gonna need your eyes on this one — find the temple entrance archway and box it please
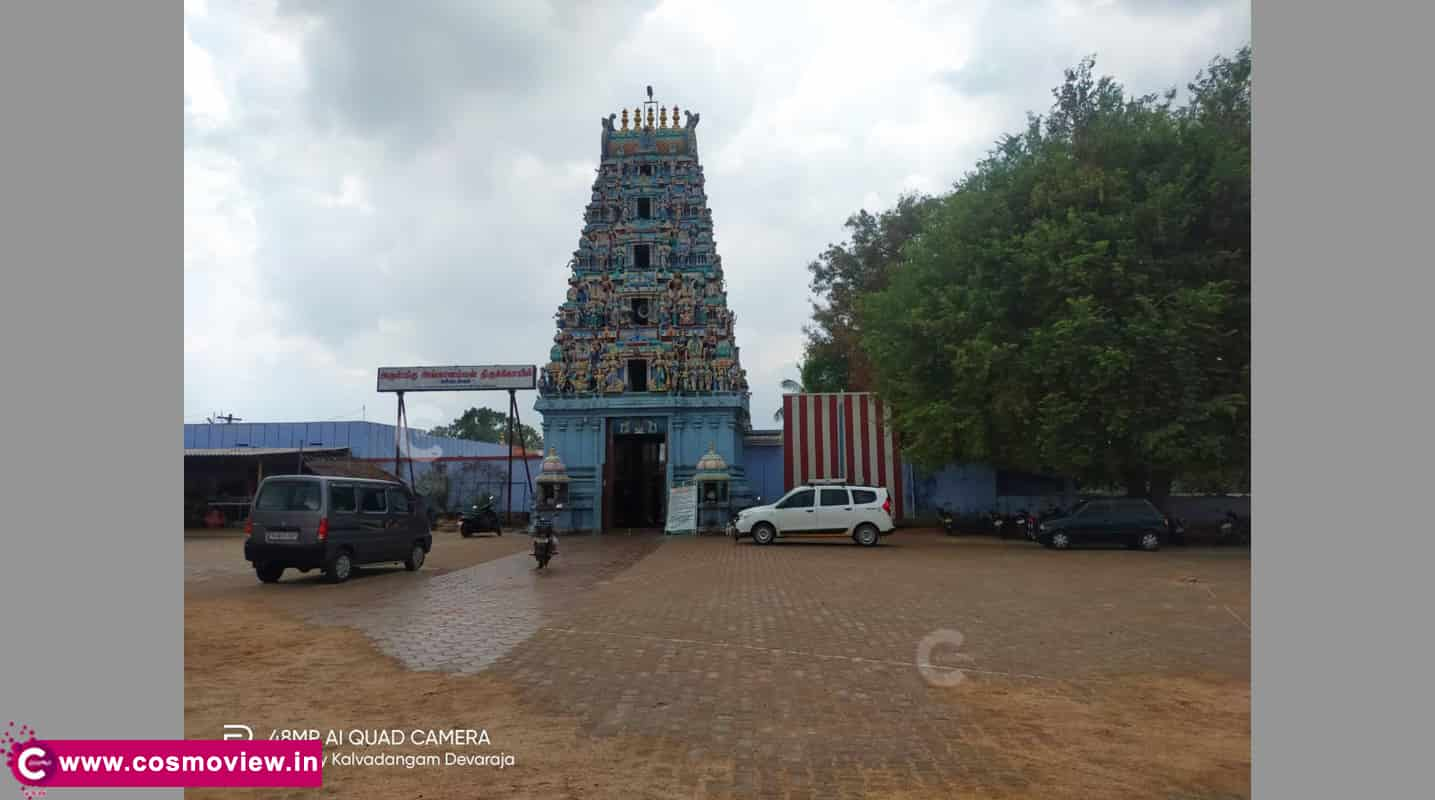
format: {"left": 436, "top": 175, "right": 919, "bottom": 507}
{"left": 604, "top": 430, "right": 666, "bottom": 530}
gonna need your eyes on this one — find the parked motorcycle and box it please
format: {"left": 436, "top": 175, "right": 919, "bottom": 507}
{"left": 460, "top": 494, "right": 502, "bottom": 537}
{"left": 1016, "top": 509, "right": 1038, "bottom": 541}
{"left": 991, "top": 510, "right": 1007, "bottom": 539}
{"left": 1219, "top": 511, "right": 1249, "bottom": 546}
{"left": 939, "top": 507, "right": 957, "bottom": 536}
{"left": 532, "top": 504, "right": 561, "bottom": 569}
{"left": 1165, "top": 513, "right": 1188, "bottom": 546}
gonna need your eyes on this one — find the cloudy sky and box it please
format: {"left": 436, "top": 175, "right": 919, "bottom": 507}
{"left": 184, "top": 0, "right": 1250, "bottom": 433}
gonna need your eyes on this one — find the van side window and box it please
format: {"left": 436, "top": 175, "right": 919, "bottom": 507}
{"left": 329, "top": 485, "right": 357, "bottom": 513}
{"left": 359, "top": 487, "right": 387, "bottom": 514}
{"left": 851, "top": 489, "right": 877, "bottom": 504}
{"left": 386, "top": 488, "right": 411, "bottom": 514}
{"left": 820, "top": 489, "right": 850, "bottom": 506}
{"left": 256, "top": 480, "right": 321, "bottom": 511}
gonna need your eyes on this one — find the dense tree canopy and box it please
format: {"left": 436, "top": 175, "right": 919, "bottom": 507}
{"left": 858, "top": 48, "right": 1251, "bottom": 502}
{"left": 801, "top": 194, "right": 940, "bottom": 393}
{"left": 430, "top": 406, "right": 544, "bottom": 451}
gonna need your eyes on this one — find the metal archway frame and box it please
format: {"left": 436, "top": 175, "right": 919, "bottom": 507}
{"left": 376, "top": 365, "right": 539, "bottom": 525}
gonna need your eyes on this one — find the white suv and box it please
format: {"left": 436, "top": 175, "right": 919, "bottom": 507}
{"left": 729, "top": 483, "right": 896, "bottom": 547}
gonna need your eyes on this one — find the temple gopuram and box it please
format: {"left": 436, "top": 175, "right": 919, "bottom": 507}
{"left": 534, "top": 91, "right": 754, "bottom": 533}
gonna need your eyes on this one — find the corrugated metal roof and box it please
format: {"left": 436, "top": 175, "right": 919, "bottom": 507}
{"left": 184, "top": 447, "right": 348, "bottom": 458}
{"left": 301, "top": 458, "right": 401, "bottom": 482}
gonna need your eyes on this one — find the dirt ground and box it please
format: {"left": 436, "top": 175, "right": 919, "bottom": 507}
{"left": 185, "top": 530, "right": 1250, "bottom": 799}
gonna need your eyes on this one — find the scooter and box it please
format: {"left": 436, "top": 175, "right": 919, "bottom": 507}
{"left": 532, "top": 504, "right": 561, "bottom": 569}
{"left": 460, "top": 495, "right": 502, "bottom": 537}
{"left": 939, "top": 507, "right": 957, "bottom": 536}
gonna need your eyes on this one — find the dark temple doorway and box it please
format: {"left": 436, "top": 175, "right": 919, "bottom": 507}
{"left": 606, "top": 432, "right": 665, "bottom": 529}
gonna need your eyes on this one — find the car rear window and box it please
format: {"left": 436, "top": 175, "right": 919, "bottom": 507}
{"left": 359, "top": 486, "right": 387, "bottom": 513}
{"left": 851, "top": 489, "right": 878, "bottom": 504}
{"left": 329, "top": 485, "right": 357, "bottom": 513}
{"left": 255, "top": 480, "right": 321, "bottom": 512}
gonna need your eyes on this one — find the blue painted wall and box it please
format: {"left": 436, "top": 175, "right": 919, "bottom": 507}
{"left": 903, "top": 462, "right": 997, "bottom": 519}
{"left": 743, "top": 443, "right": 785, "bottom": 505}
{"left": 183, "top": 421, "right": 541, "bottom": 513}
{"left": 534, "top": 393, "right": 752, "bottom": 533}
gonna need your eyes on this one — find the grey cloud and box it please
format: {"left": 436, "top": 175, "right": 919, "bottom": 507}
{"left": 186, "top": 0, "right": 1249, "bottom": 429}
{"left": 1112, "top": 0, "right": 1236, "bottom": 16}
{"left": 940, "top": 0, "right": 1248, "bottom": 105}
{"left": 277, "top": 0, "right": 659, "bottom": 154}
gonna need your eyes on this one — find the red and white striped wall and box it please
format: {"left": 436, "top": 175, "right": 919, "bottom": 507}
{"left": 781, "top": 392, "right": 904, "bottom": 520}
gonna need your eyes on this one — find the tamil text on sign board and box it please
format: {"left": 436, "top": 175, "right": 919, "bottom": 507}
{"left": 664, "top": 485, "right": 698, "bottom": 534}
{"left": 376, "top": 365, "right": 537, "bottom": 392}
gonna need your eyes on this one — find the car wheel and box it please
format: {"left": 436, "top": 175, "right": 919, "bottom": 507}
{"left": 1139, "top": 531, "right": 1162, "bottom": 551}
{"left": 324, "top": 550, "right": 354, "bottom": 583}
{"left": 404, "top": 542, "right": 427, "bottom": 571}
{"left": 255, "top": 563, "right": 284, "bottom": 584}
{"left": 751, "top": 523, "right": 776, "bottom": 545}
{"left": 854, "top": 524, "right": 880, "bottom": 547}
{"left": 1050, "top": 532, "right": 1072, "bottom": 550}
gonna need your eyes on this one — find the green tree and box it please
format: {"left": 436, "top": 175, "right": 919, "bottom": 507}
{"left": 803, "top": 193, "right": 940, "bottom": 392}
{"left": 430, "top": 407, "right": 544, "bottom": 451}
{"left": 861, "top": 48, "right": 1251, "bottom": 506}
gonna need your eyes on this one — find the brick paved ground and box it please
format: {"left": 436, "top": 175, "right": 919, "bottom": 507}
{"left": 493, "top": 534, "right": 1249, "bottom": 797}
{"left": 186, "top": 530, "right": 1250, "bottom": 798}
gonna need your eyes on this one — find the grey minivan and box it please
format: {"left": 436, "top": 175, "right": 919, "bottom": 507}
{"left": 243, "top": 475, "right": 433, "bottom": 584}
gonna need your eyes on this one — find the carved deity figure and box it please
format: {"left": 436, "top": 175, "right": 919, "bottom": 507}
{"left": 652, "top": 359, "right": 669, "bottom": 392}
{"left": 604, "top": 364, "right": 626, "bottom": 394}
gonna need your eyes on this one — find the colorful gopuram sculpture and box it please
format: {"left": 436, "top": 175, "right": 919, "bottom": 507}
{"left": 538, "top": 94, "right": 750, "bottom": 399}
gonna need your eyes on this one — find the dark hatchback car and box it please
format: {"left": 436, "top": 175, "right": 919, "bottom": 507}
{"left": 244, "top": 475, "right": 432, "bottom": 584}
{"left": 1036, "top": 497, "right": 1169, "bottom": 551}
